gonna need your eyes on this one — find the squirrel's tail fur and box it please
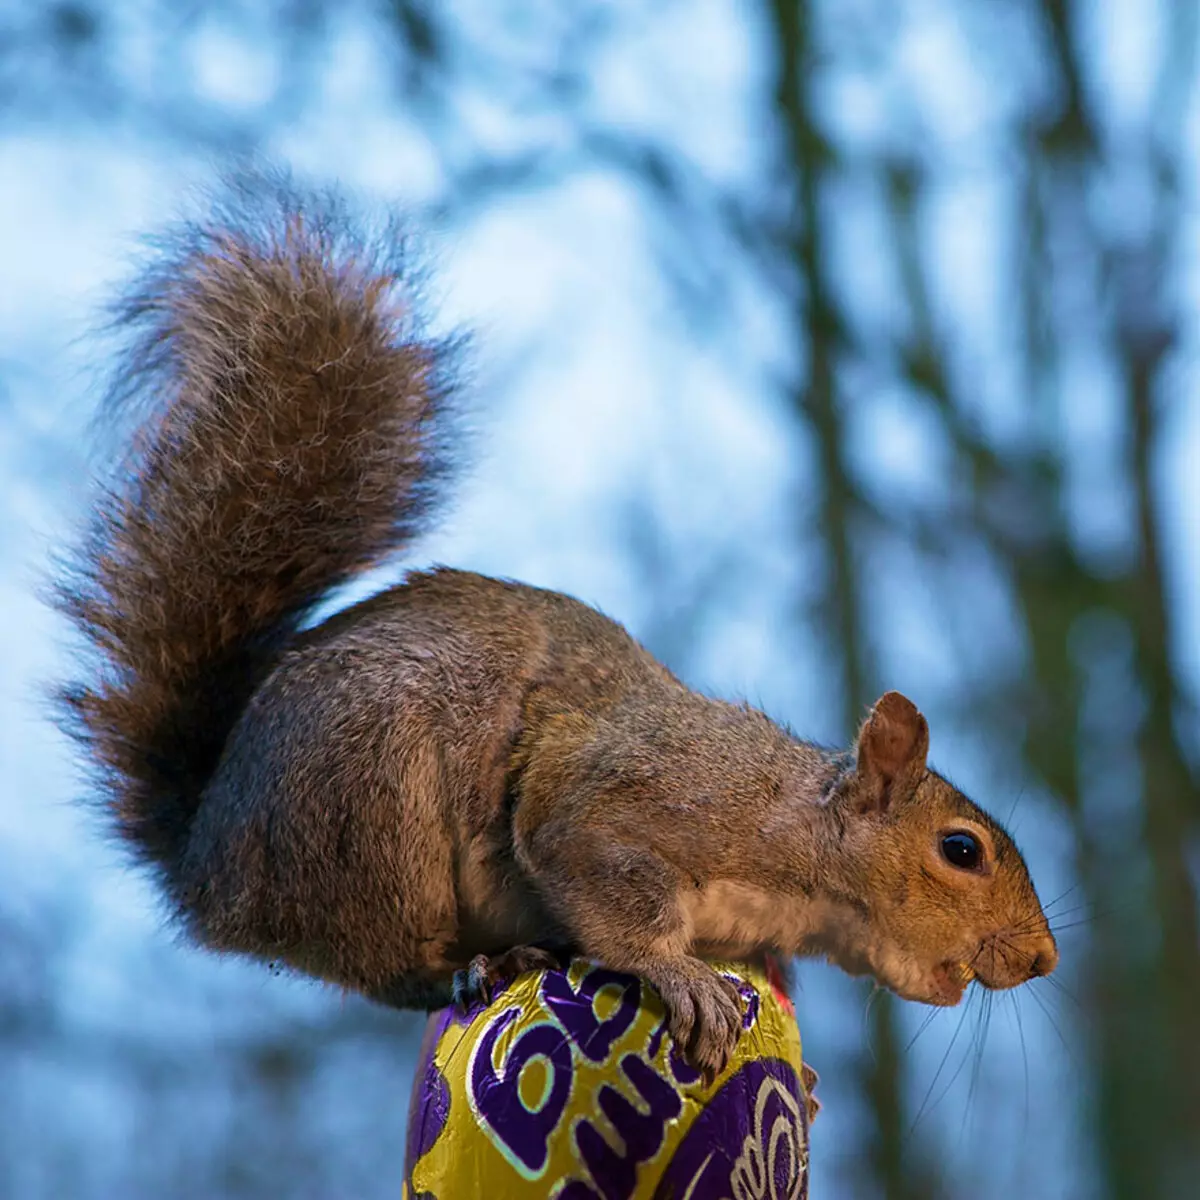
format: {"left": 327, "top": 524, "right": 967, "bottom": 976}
{"left": 56, "top": 171, "right": 458, "bottom": 892}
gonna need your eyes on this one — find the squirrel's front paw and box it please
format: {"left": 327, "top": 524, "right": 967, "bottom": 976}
{"left": 642, "top": 958, "right": 745, "bottom": 1084}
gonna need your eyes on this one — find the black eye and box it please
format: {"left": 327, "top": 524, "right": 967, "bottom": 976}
{"left": 941, "top": 832, "right": 982, "bottom": 871}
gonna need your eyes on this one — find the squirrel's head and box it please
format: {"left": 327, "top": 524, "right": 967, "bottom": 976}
{"left": 822, "top": 691, "right": 1058, "bottom": 1007}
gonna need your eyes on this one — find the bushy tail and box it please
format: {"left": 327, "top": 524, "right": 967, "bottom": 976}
{"left": 56, "top": 171, "right": 459, "bottom": 889}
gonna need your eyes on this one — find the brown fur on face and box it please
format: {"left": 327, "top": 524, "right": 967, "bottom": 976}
{"left": 814, "top": 693, "right": 1058, "bottom": 1006}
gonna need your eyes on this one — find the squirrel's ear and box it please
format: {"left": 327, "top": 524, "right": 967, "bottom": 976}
{"left": 853, "top": 691, "right": 929, "bottom": 813}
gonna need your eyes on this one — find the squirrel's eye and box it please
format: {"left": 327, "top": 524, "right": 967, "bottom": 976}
{"left": 941, "top": 832, "right": 982, "bottom": 871}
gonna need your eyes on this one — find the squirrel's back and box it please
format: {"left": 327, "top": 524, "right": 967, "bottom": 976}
{"left": 177, "top": 565, "right": 684, "bottom": 995}
{"left": 56, "top": 172, "right": 460, "bottom": 897}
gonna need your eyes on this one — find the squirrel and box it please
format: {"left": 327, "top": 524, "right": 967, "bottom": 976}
{"left": 55, "top": 171, "right": 1058, "bottom": 1080}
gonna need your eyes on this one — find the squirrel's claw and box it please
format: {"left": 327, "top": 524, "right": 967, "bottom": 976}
{"left": 452, "top": 954, "right": 493, "bottom": 1012}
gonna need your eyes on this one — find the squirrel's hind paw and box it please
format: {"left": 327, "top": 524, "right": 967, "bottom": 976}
{"left": 451, "top": 946, "right": 566, "bottom": 1011}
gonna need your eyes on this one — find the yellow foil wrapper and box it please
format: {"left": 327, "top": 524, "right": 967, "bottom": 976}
{"left": 402, "top": 958, "right": 811, "bottom": 1198}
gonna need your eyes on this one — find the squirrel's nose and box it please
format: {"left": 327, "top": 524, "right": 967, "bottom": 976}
{"left": 1027, "top": 938, "right": 1059, "bottom": 979}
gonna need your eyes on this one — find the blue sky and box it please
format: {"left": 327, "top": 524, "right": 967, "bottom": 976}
{"left": 2, "top": 3, "right": 1196, "bottom": 1196}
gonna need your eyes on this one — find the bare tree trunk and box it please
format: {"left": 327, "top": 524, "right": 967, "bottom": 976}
{"left": 762, "top": 5, "right": 939, "bottom": 1195}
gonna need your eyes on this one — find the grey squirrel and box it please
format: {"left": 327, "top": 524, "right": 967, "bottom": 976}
{"left": 56, "top": 172, "right": 1058, "bottom": 1079}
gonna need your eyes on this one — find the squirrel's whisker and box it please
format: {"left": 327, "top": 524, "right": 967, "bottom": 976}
{"left": 1003, "top": 784, "right": 1028, "bottom": 834}
{"left": 904, "top": 1004, "right": 944, "bottom": 1054}
{"left": 1009, "top": 990, "right": 1032, "bottom": 1135}
{"left": 1024, "top": 982, "right": 1081, "bottom": 1073}
{"left": 1038, "top": 882, "right": 1082, "bottom": 914}
{"left": 910, "top": 992, "right": 975, "bottom": 1135}
{"left": 962, "top": 989, "right": 993, "bottom": 1141}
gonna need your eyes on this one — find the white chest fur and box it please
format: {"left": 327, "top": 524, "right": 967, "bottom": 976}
{"left": 682, "top": 880, "right": 837, "bottom": 958}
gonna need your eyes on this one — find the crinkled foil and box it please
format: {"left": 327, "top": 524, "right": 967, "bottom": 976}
{"left": 403, "top": 958, "right": 812, "bottom": 1198}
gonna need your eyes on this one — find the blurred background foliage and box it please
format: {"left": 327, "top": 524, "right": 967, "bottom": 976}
{"left": 1, "top": 2, "right": 1198, "bottom": 1198}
